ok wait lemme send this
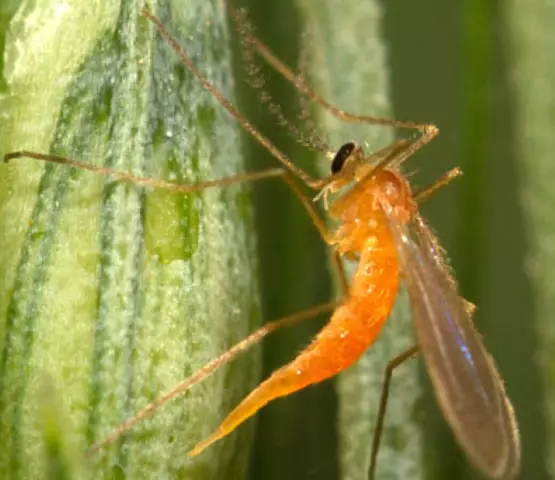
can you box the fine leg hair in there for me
[368,345,419,480]
[87,300,340,456]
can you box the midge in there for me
[4,6,520,479]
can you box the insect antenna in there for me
[296,26,331,151]
[232,7,332,155]
[228,5,440,166]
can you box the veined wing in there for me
[387,212,520,479]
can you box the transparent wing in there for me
[387,212,520,479]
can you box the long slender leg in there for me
[141,8,324,190]
[278,170,350,295]
[4,150,286,193]
[413,167,462,203]
[332,250,349,298]
[87,300,340,455]
[368,345,419,480]
[5,150,349,290]
[5,150,336,248]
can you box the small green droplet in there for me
[144,188,200,263]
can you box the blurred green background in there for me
[0,0,553,479]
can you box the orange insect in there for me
[4,6,521,479]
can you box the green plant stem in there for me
[0,1,260,478]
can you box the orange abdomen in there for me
[189,227,399,456]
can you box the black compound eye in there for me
[331,142,356,174]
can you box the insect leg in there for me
[368,345,419,480]
[4,150,288,193]
[413,167,462,203]
[141,8,324,190]
[87,300,340,456]
[278,170,349,295]
[5,150,348,291]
